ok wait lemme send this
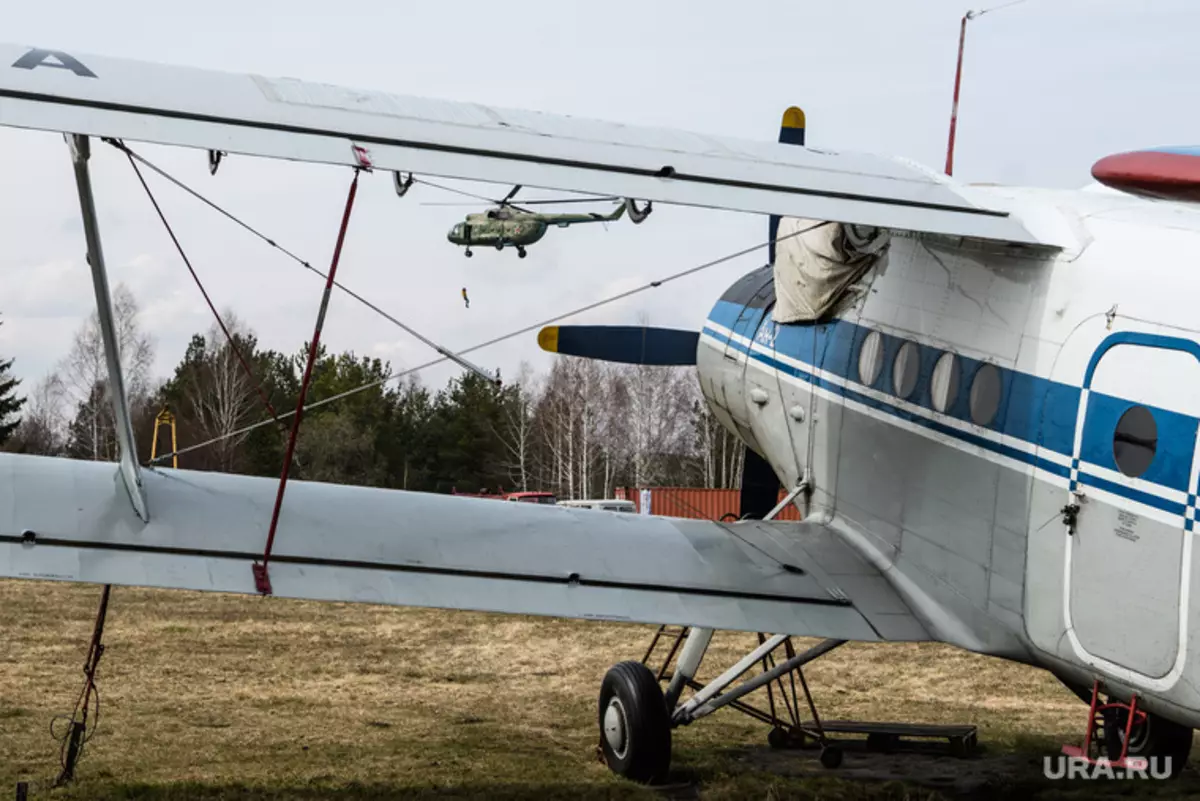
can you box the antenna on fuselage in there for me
[768,106,805,266]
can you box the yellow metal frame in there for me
[150,407,178,468]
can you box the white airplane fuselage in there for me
[698,184,1200,726]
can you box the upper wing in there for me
[0,43,1045,246]
[0,453,928,642]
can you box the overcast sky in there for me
[1,0,1195,400]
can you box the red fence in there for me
[613,487,801,521]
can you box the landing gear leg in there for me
[598,632,846,784]
[517,246,527,258]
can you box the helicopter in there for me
[430,184,652,257]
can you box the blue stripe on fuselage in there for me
[704,299,1200,503]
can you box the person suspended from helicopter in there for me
[462,287,470,308]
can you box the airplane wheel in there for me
[1103,707,1193,777]
[767,727,792,749]
[495,241,504,250]
[598,661,671,784]
[518,247,527,258]
[465,250,473,258]
[819,744,844,769]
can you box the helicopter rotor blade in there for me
[421,196,621,208]
[501,184,523,205]
[502,196,622,205]
[413,178,505,205]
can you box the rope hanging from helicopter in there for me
[145,219,828,467]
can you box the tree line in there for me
[0,286,746,498]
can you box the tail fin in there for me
[768,106,806,265]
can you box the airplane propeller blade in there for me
[537,325,698,365]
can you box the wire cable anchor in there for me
[208,149,225,175]
[393,171,415,197]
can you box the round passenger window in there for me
[1113,406,1157,478]
[969,363,1002,426]
[858,330,884,387]
[931,352,960,413]
[892,341,920,399]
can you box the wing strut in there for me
[253,167,362,595]
[68,134,148,521]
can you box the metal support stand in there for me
[642,627,978,763]
[150,406,179,468]
[1061,679,1149,770]
[68,134,147,521]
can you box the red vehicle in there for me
[450,488,558,504]
[502,491,557,505]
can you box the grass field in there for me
[3,579,1200,800]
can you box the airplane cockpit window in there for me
[858,330,884,387]
[969,363,1003,426]
[892,340,920,399]
[1113,405,1158,478]
[931,352,961,413]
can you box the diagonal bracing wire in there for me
[121,146,283,424]
[105,140,500,385]
[146,221,830,467]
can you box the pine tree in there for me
[0,319,25,445]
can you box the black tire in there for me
[767,727,790,749]
[465,250,473,258]
[1103,707,1193,777]
[820,744,843,769]
[517,247,527,258]
[598,660,672,784]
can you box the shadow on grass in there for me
[22,730,1200,801]
[671,734,1200,801]
[46,781,661,801]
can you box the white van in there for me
[557,499,636,513]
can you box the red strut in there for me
[945,12,969,176]
[254,169,361,595]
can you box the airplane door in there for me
[1063,330,1200,682]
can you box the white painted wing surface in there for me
[0,454,928,642]
[0,43,1041,245]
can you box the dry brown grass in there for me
[1,579,1197,799]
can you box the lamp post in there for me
[944,0,1029,176]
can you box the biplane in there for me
[3,43,1200,783]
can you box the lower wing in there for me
[0,453,927,643]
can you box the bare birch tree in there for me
[182,312,262,471]
[5,374,68,455]
[60,283,155,461]
[496,361,539,492]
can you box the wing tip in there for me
[537,326,560,353]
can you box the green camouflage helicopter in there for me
[430,185,652,258]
